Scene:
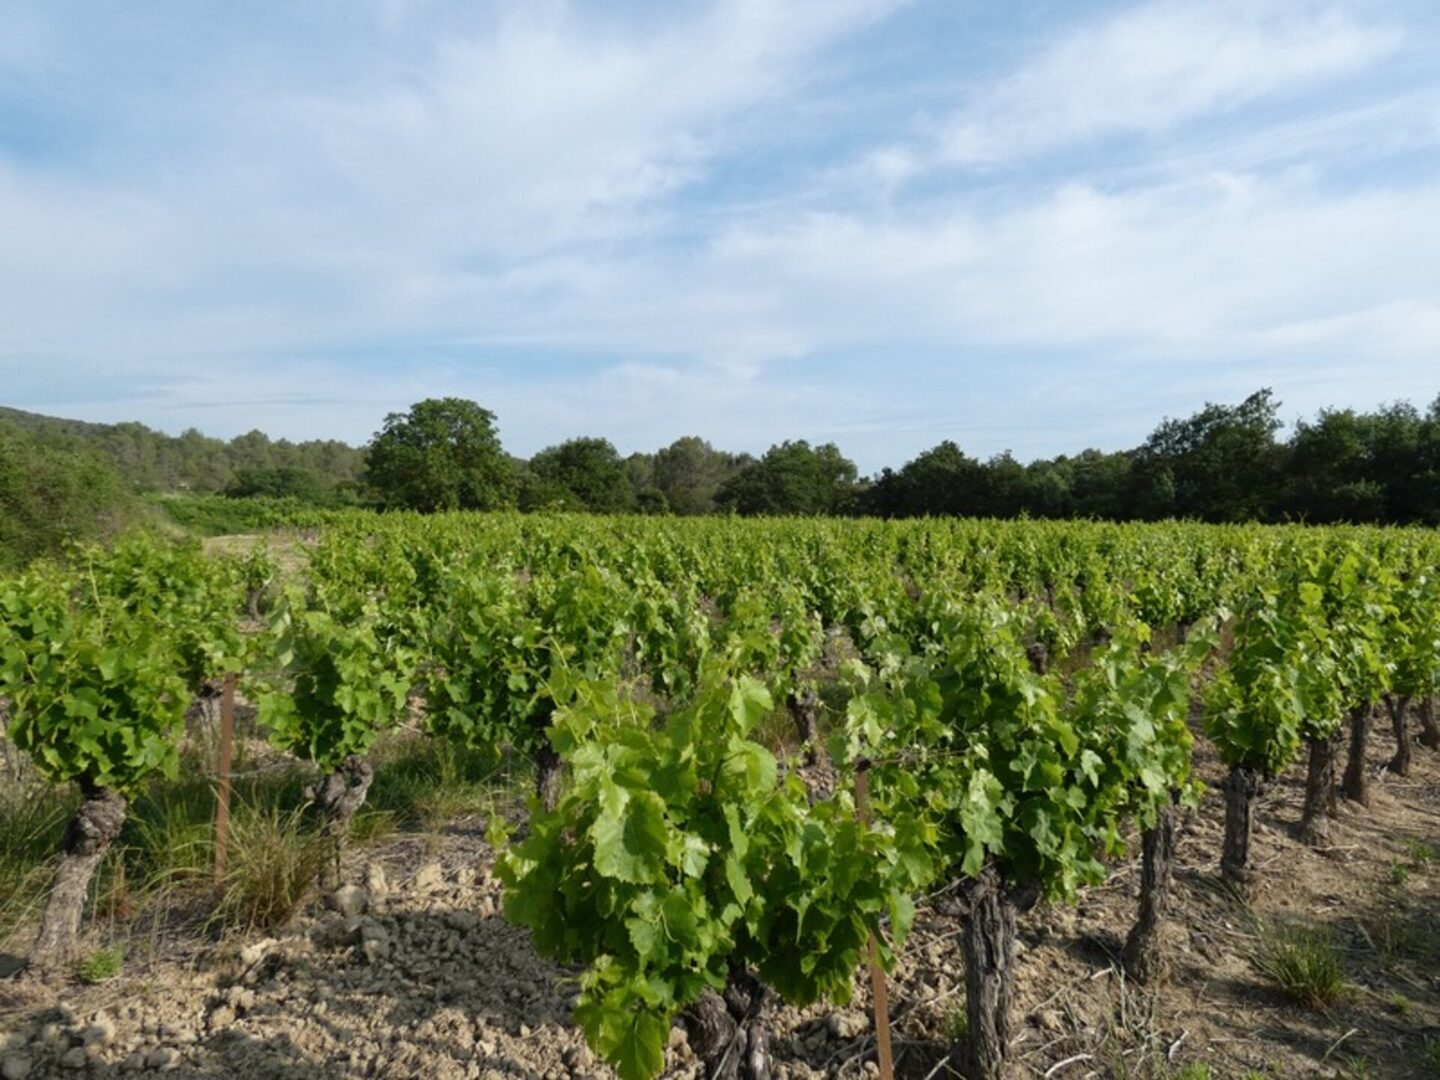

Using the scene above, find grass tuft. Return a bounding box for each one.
[939,1000,968,1045]
[1405,838,1437,866]
[76,944,123,984]
[210,802,323,933]
[366,736,506,832]
[1251,918,1347,1009]
[1424,1038,1440,1077]
[0,778,76,946]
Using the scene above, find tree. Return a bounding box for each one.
[0,422,134,569]
[716,441,857,516]
[653,437,748,515]
[527,437,635,513]
[623,452,666,512]
[1130,390,1284,521]
[364,398,516,512]
[859,441,985,518]
[224,466,338,505]
[1067,450,1133,520]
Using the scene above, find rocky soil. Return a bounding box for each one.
[2,726,1438,1079]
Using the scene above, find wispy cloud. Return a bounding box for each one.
[935,0,1401,167]
[0,0,1437,472]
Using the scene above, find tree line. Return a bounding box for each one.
[2,388,1438,567]
[361,390,1440,525]
[0,406,366,504]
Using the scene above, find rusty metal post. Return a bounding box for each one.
[214,674,236,882]
[855,761,894,1080]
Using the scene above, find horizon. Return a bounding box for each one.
[3,1,1439,473]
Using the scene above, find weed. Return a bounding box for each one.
[210,802,322,933]
[76,945,123,984]
[1251,918,1346,1009]
[366,736,501,830]
[0,778,76,945]
[349,808,398,845]
[752,702,802,755]
[125,778,218,888]
[1387,860,1410,887]
[1170,1065,1211,1080]
[939,1000,968,1045]
[1366,909,1433,969]
[1423,1038,1440,1077]
[1405,838,1437,866]
[1389,993,1414,1018]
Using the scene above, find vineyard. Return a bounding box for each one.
[1,513,1439,1079]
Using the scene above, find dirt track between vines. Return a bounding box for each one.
[2,715,1438,1079]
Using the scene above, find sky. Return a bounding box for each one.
[1,0,1438,473]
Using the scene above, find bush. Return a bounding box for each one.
[0,420,136,568]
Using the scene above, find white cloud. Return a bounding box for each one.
[681,172,1440,366]
[937,0,1400,166]
[1,0,1438,472]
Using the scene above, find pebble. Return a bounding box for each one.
[411,862,445,893]
[146,1047,180,1070]
[826,1012,867,1040]
[80,1013,116,1047]
[330,884,369,918]
[57,1047,87,1070]
[1,1056,33,1080]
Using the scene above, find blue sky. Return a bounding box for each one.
[2,0,1438,472]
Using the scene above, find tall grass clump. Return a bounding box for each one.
[0,778,78,945]
[1252,918,1347,1009]
[366,735,504,831]
[124,776,219,890]
[210,803,322,933]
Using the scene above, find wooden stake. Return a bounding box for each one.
[214,675,236,882]
[855,761,894,1080]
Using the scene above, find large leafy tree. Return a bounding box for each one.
[1129,389,1285,521]
[653,436,749,515]
[862,440,983,517]
[716,440,857,516]
[526,437,635,513]
[364,398,516,512]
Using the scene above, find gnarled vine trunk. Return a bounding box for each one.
[1386,694,1413,777]
[314,756,374,889]
[956,865,1016,1080]
[535,742,563,814]
[1025,641,1050,676]
[683,970,773,1079]
[1297,733,1339,846]
[1220,766,1261,893]
[1420,697,1440,750]
[1341,704,1372,807]
[1123,799,1176,983]
[786,689,821,765]
[29,786,127,972]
